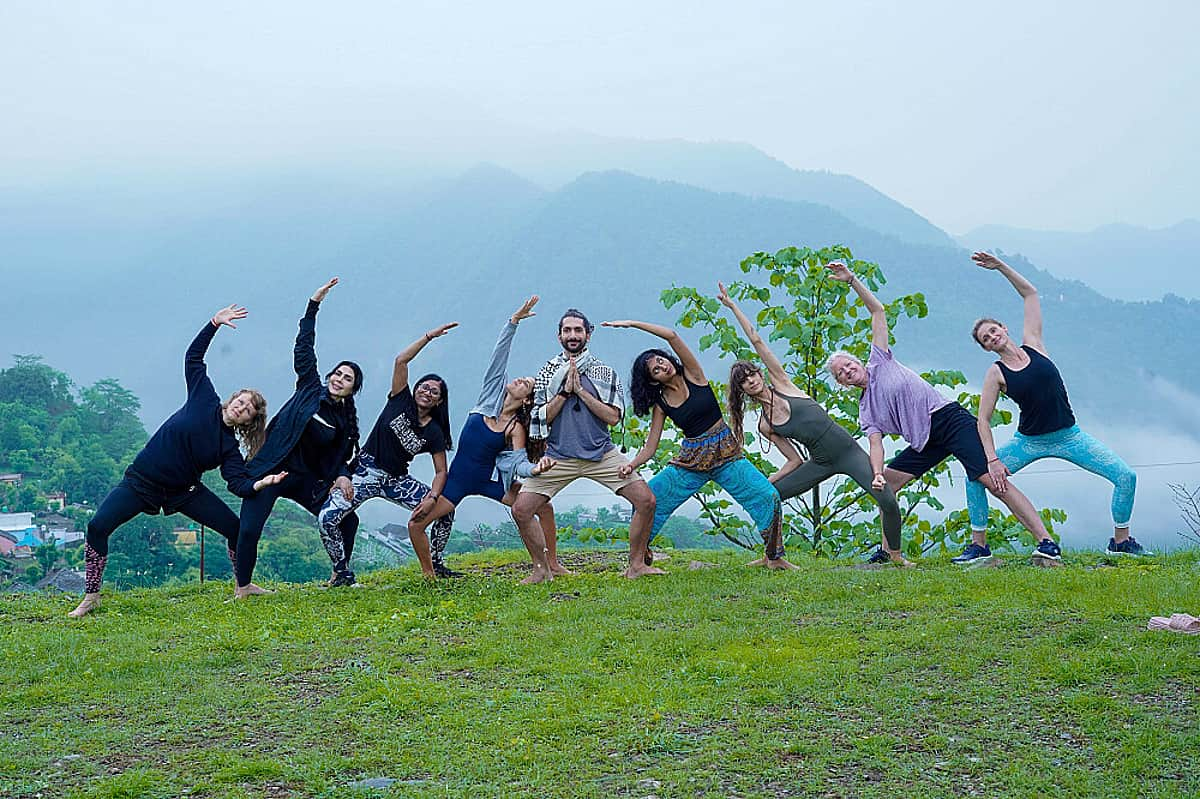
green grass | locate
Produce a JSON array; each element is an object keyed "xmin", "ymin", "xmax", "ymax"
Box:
[{"xmin": 2, "ymin": 549, "xmax": 1198, "ymax": 798}]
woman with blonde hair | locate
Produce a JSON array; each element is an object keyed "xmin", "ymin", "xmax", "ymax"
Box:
[{"xmin": 70, "ymin": 304, "xmax": 285, "ymax": 617}]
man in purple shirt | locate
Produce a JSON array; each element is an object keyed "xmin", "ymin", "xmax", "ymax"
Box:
[{"xmin": 824, "ymin": 261, "xmax": 1058, "ymax": 565}]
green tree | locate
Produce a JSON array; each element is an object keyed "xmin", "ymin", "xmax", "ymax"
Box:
[{"xmin": 626, "ymin": 244, "xmax": 1062, "ymax": 558}]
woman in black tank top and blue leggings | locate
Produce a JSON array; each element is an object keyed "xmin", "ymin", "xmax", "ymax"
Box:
[
  {"xmin": 604, "ymin": 318, "xmax": 788, "ymax": 568},
  {"xmin": 718, "ymin": 283, "xmax": 911, "ymax": 566},
  {"xmin": 966, "ymin": 252, "xmax": 1143, "ymax": 556}
]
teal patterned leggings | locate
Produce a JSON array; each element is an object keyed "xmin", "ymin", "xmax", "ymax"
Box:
[{"xmin": 966, "ymin": 424, "xmax": 1136, "ymax": 530}]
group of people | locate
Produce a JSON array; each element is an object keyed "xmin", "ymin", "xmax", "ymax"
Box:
[{"xmin": 69, "ymin": 253, "xmax": 1146, "ymax": 616}]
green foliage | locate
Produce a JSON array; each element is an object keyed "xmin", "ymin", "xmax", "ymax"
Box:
[
  {"xmin": 2, "ymin": 550, "xmax": 1198, "ymax": 797},
  {"xmin": 626, "ymin": 244, "xmax": 1055, "ymax": 559},
  {"xmin": 0, "ymin": 356, "xmax": 146, "ymax": 508}
]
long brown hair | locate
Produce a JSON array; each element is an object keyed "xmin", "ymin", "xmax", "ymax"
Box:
[
  {"xmin": 726, "ymin": 360, "xmax": 762, "ymax": 446},
  {"xmin": 225, "ymin": 388, "xmax": 268, "ymax": 459},
  {"xmin": 504, "ymin": 393, "xmax": 546, "ymax": 462}
]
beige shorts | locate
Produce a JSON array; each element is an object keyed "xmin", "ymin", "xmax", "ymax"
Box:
[{"xmin": 518, "ymin": 448, "xmax": 641, "ymax": 499}]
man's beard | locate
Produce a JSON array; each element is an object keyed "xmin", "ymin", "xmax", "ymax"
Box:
[{"xmin": 561, "ymin": 339, "xmax": 586, "ymax": 353}]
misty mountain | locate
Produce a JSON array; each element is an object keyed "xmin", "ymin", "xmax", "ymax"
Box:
[
  {"xmin": 4, "ymin": 165, "xmax": 1195, "ymax": 441},
  {"xmin": 957, "ymin": 220, "xmax": 1200, "ymax": 301},
  {"xmin": 489, "ymin": 133, "xmax": 956, "ymax": 249}
]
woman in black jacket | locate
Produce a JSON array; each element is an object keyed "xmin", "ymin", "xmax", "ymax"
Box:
[
  {"xmin": 234, "ymin": 278, "xmax": 362, "ymax": 598},
  {"xmin": 70, "ymin": 304, "xmax": 286, "ymax": 617}
]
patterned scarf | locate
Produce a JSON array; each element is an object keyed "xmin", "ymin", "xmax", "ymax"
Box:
[{"xmin": 528, "ymin": 348, "xmax": 624, "ymax": 440}]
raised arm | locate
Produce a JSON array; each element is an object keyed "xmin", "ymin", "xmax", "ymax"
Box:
[
  {"xmin": 972, "ymin": 251, "xmax": 1043, "ymax": 351},
  {"xmin": 293, "ymin": 279, "xmax": 338, "ymax": 390},
  {"xmin": 475, "ymin": 296, "xmax": 538, "ymax": 408},
  {"xmin": 717, "ymin": 282, "xmax": 794, "ymax": 389},
  {"xmin": 828, "ymin": 261, "xmax": 889, "ymax": 351},
  {"xmin": 391, "ymin": 322, "xmax": 458, "ymax": 397},
  {"xmin": 600, "ymin": 319, "xmax": 706, "ymax": 383}
]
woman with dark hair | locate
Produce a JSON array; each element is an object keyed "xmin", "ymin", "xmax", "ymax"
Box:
[
  {"xmin": 234, "ymin": 278, "xmax": 364, "ymax": 598},
  {"xmin": 407, "ymin": 296, "xmax": 562, "ymax": 584},
  {"xmin": 317, "ymin": 318, "xmax": 459, "ymax": 583},
  {"xmin": 965, "ymin": 251, "xmax": 1143, "ymax": 556},
  {"xmin": 70, "ymin": 304, "xmax": 286, "ymax": 617},
  {"xmin": 603, "ymin": 319, "xmax": 788, "ymax": 568},
  {"xmin": 824, "ymin": 260, "xmax": 1055, "ymax": 566},
  {"xmin": 718, "ymin": 283, "xmax": 910, "ymax": 566}
]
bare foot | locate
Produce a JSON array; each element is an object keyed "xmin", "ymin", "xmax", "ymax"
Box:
[
  {"xmin": 892, "ymin": 556, "xmax": 916, "ymax": 568},
  {"xmin": 765, "ymin": 557, "xmax": 799, "ymax": 571},
  {"xmin": 745, "ymin": 557, "xmax": 768, "ymax": 567},
  {"xmin": 549, "ymin": 561, "xmax": 574, "ymax": 576},
  {"xmin": 520, "ymin": 567, "xmax": 554, "ymax": 585},
  {"xmin": 233, "ymin": 583, "xmax": 275, "ymax": 599},
  {"xmin": 68, "ymin": 593, "xmax": 101, "ymax": 618},
  {"xmin": 623, "ymin": 564, "xmax": 667, "ymax": 579}
]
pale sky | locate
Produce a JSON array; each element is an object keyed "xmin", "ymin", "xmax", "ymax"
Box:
[{"xmin": 3, "ymin": 0, "xmax": 1196, "ymax": 233}]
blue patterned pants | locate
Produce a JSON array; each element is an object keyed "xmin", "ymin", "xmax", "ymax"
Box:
[
  {"xmin": 648, "ymin": 457, "xmax": 781, "ymax": 551},
  {"xmin": 966, "ymin": 424, "xmax": 1136, "ymax": 530}
]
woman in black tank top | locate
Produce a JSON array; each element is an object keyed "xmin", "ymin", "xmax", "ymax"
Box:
[
  {"xmin": 603, "ymin": 318, "xmax": 789, "ymax": 568},
  {"xmin": 968, "ymin": 252, "xmax": 1142, "ymax": 557},
  {"xmin": 718, "ymin": 284, "xmax": 910, "ymax": 565}
]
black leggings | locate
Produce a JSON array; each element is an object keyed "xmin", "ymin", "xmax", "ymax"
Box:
[
  {"xmin": 235, "ymin": 473, "xmax": 358, "ymax": 587},
  {"xmin": 87, "ymin": 480, "xmax": 240, "ymax": 557}
]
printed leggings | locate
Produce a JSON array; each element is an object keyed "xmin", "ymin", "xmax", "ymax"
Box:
[
  {"xmin": 772, "ymin": 447, "xmax": 903, "ymax": 552},
  {"xmin": 648, "ymin": 457, "xmax": 783, "ymax": 556},
  {"xmin": 84, "ymin": 480, "xmax": 240, "ymax": 593},
  {"xmin": 965, "ymin": 424, "xmax": 1136, "ymax": 530},
  {"xmin": 236, "ymin": 473, "xmax": 359, "ymax": 587},
  {"xmin": 317, "ymin": 454, "xmax": 454, "ymax": 570}
]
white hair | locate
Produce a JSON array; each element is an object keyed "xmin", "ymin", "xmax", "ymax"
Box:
[{"xmin": 825, "ymin": 350, "xmax": 863, "ymax": 377}]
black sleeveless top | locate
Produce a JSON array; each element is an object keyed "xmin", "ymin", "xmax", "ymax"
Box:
[
  {"xmin": 657, "ymin": 378, "xmax": 724, "ymax": 438},
  {"xmin": 997, "ymin": 345, "xmax": 1075, "ymax": 436}
]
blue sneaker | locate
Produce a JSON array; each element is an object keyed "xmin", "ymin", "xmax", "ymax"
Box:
[
  {"xmin": 951, "ymin": 543, "xmax": 991, "ymax": 564},
  {"xmin": 1033, "ymin": 538, "xmax": 1062, "ymax": 561},
  {"xmin": 1106, "ymin": 536, "xmax": 1151, "ymax": 557}
]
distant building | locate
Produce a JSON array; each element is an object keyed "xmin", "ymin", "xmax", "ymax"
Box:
[
  {"xmin": 173, "ymin": 528, "xmax": 198, "ymax": 545},
  {"xmin": 45, "ymin": 491, "xmax": 67, "ymax": 511},
  {"xmin": 0, "ymin": 473, "xmax": 23, "ymax": 487},
  {"xmin": 0, "ymin": 532, "xmax": 16, "ymax": 557},
  {"xmin": 36, "ymin": 569, "xmax": 86, "ymax": 593}
]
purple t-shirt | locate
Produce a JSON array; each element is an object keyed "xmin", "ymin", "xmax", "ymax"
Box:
[{"xmin": 858, "ymin": 345, "xmax": 950, "ymax": 451}]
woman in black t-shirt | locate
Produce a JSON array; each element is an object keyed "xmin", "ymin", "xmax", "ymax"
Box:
[{"xmin": 316, "ymin": 322, "xmax": 458, "ymax": 584}]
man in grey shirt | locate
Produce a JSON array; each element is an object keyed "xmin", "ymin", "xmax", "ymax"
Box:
[{"xmin": 514, "ymin": 308, "xmax": 662, "ymax": 578}]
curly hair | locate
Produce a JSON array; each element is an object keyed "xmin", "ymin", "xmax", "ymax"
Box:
[
  {"xmin": 326, "ymin": 361, "xmax": 364, "ymax": 460},
  {"xmin": 413, "ymin": 373, "xmax": 453, "ymax": 451},
  {"xmin": 629, "ymin": 348, "xmax": 683, "ymax": 416},
  {"xmin": 726, "ymin": 360, "xmax": 762, "ymax": 446},
  {"xmin": 224, "ymin": 388, "xmax": 268, "ymax": 459}
]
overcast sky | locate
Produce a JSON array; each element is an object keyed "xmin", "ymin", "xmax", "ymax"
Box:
[{"xmin": 3, "ymin": 1, "xmax": 1196, "ymax": 233}]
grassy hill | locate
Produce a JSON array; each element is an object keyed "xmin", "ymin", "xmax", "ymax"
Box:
[{"xmin": 3, "ymin": 549, "xmax": 1198, "ymax": 798}]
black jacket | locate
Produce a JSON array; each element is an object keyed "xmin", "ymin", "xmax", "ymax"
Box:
[{"xmin": 246, "ymin": 300, "xmax": 353, "ymax": 481}]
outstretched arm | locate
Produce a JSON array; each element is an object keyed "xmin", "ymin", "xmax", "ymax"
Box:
[
  {"xmin": 186, "ymin": 304, "xmax": 246, "ymax": 397},
  {"xmin": 765, "ymin": 430, "xmax": 806, "ymax": 484},
  {"xmin": 601, "ymin": 319, "xmax": 706, "ymax": 383},
  {"xmin": 391, "ymin": 322, "xmax": 458, "ymax": 397},
  {"xmin": 972, "ymin": 251, "xmax": 1043, "ymax": 351},
  {"xmin": 976, "ymin": 365, "xmax": 1010, "ymax": 494},
  {"xmin": 619, "ymin": 406, "xmax": 667, "ymax": 477},
  {"xmin": 294, "ymin": 279, "xmax": 337, "ymax": 389},
  {"xmin": 475, "ymin": 296, "xmax": 538, "ymax": 408},
  {"xmin": 828, "ymin": 261, "xmax": 889, "ymax": 351},
  {"xmin": 717, "ymin": 282, "xmax": 794, "ymax": 389}
]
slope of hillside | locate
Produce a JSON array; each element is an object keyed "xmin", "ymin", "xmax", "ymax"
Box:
[{"xmin": 3, "ymin": 549, "xmax": 1197, "ymax": 798}]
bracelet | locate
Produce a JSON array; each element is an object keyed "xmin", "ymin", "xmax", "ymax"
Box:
[{"xmin": 987, "ymin": 458, "xmax": 1000, "ymax": 464}]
